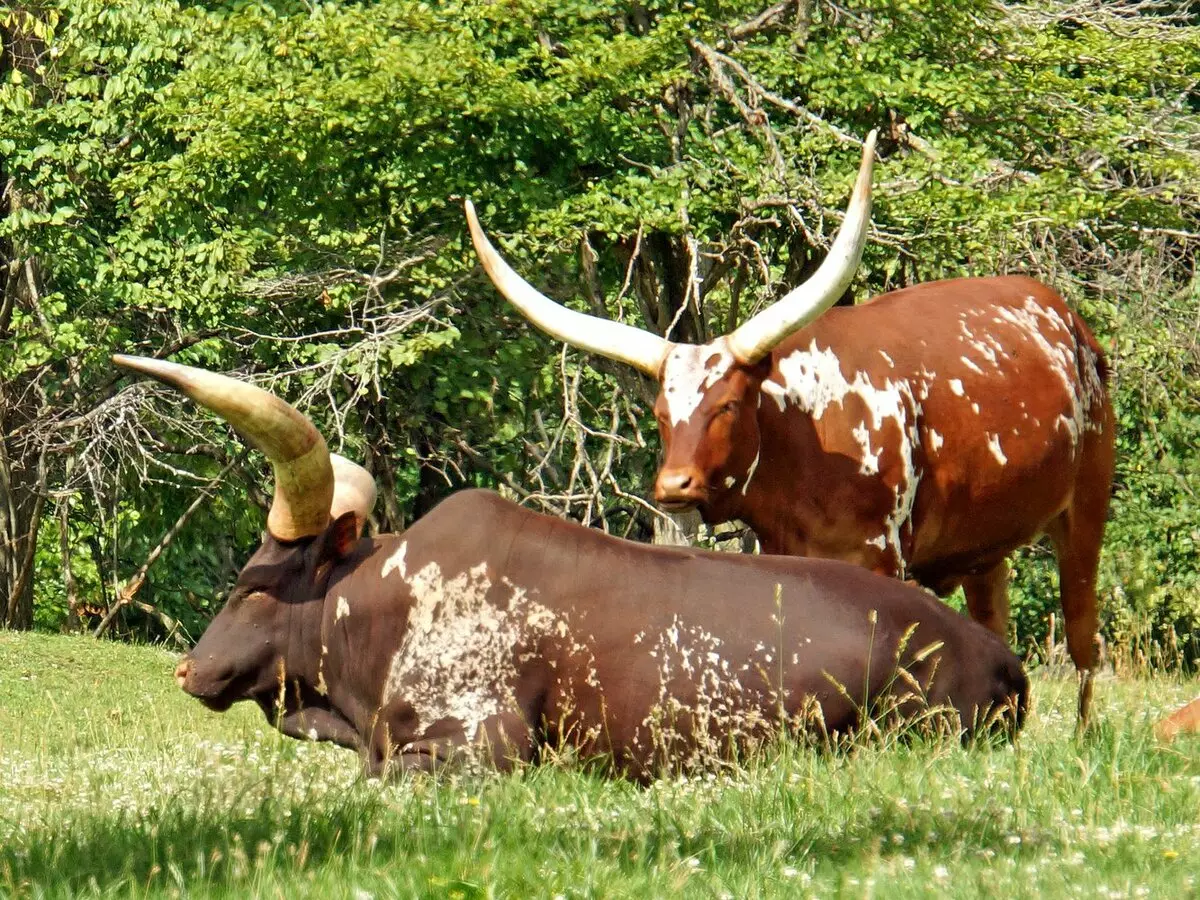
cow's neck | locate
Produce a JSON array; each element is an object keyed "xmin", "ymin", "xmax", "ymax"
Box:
[
  {"xmin": 725, "ymin": 399, "xmax": 828, "ymax": 556},
  {"xmin": 315, "ymin": 535, "xmax": 408, "ymax": 735},
  {"xmin": 285, "ymin": 592, "xmax": 327, "ymax": 689}
]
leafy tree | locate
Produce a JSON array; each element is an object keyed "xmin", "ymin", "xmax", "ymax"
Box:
[{"xmin": 1, "ymin": 0, "xmax": 1197, "ymax": 660}]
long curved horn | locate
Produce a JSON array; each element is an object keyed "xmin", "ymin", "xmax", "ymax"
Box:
[
  {"xmin": 113, "ymin": 355, "xmax": 334, "ymax": 542},
  {"xmin": 465, "ymin": 199, "xmax": 672, "ymax": 376},
  {"xmin": 330, "ymin": 453, "xmax": 377, "ymax": 537},
  {"xmin": 726, "ymin": 130, "xmax": 877, "ymax": 365}
]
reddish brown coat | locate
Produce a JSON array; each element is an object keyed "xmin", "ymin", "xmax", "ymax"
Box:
[{"xmin": 650, "ymin": 276, "xmax": 1114, "ymax": 718}]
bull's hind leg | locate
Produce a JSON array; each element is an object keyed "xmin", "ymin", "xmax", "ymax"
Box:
[
  {"xmin": 1046, "ymin": 494, "xmax": 1108, "ymax": 732},
  {"xmin": 962, "ymin": 561, "xmax": 1011, "ymax": 641},
  {"xmin": 1048, "ymin": 410, "xmax": 1115, "ymax": 731}
]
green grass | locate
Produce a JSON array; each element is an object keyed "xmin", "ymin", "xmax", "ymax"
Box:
[{"xmin": 0, "ymin": 632, "xmax": 1197, "ymax": 898}]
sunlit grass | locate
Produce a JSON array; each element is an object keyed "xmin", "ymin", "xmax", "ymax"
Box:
[{"xmin": 1, "ymin": 632, "xmax": 1197, "ymax": 898}]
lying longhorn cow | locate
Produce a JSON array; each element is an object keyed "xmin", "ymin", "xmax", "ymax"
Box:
[
  {"xmin": 116, "ymin": 355, "xmax": 1027, "ymax": 778},
  {"xmin": 466, "ymin": 132, "xmax": 1115, "ymax": 727},
  {"xmin": 1156, "ymin": 697, "xmax": 1200, "ymax": 742}
]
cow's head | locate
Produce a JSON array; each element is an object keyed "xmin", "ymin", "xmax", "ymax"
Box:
[
  {"xmin": 465, "ymin": 133, "xmax": 876, "ymax": 514},
  {"xmin": 113, "ymin": 356, "xmax": 377, "ymax": 714}
]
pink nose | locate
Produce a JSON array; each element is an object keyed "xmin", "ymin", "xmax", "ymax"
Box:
[
  {"xmin": 655, "ymin": 468, "xmax": 705, "ymax": 505},
  {"xmin": 175, "ymin": 659, "xmax": 191, "ymax": 689}
]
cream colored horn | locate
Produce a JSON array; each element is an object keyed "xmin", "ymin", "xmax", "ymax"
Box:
[
  {"xmin": 465, "ymin": 199, "xmax": 672, "ymax": 376},
  {"xmin": 726, "ymin": 130, "xmax": 877, "ymax": 365},
  {"xmin": 113, "ymin": 355, "xmax": 334, "ymax": 542}
]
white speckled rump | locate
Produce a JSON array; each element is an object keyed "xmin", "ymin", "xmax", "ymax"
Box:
[{"xmin": 772, "ymin": 340, "xmax": 924, "ymax": 569}]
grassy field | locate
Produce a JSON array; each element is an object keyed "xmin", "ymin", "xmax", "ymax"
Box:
[{"xmin": 0, "ymin": 632, "xmax": 1197, "ymax": 899}]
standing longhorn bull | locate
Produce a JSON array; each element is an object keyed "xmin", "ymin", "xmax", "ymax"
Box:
[
  {"xmin": 115, "ymin": 355, "xmax": 1026, "ymax": 778},
  {"xmin": 465, "ymin": 131, "xmax": 1115, "ymax": 727}
]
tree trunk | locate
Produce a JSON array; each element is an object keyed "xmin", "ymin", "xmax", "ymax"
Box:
[
  {"xmin": 0, "ymin": 424, "xmax": 44, "ymax": 629},
  {"xmin": 0, "ymin": 12, "xmax": 49, "ymax": 630}
]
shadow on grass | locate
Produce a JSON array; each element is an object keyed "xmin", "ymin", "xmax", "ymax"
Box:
[{"xmin": 0, "ymin": 788, "xmax": 403, "ymax": 896}]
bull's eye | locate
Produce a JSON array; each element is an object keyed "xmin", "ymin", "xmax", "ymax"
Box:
[{"xmin": 718, "ymin": 401, "xmax": 738, "ymax": 417}]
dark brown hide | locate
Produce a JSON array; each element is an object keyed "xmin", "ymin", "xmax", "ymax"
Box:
[
  {"xmin": 178, "ymin": 490, "xmax": 1027, "ymax": 780},
  {"xmin": 649, "ymin": 276, "xmax": 1113, "ymax": 722}
]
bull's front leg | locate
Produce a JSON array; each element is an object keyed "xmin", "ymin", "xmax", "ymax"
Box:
[
  {"xmin": 276, "ymin": 705, "xmax": 361, "ymax": 750},
  {"xmin": 361, "ymin": 710, "xmax": 536, "ymax": 778}
]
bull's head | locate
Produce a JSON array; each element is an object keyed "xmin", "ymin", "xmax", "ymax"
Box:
[
  {"xmin": 465, "ymin": 132, "xmax": 875, "ymax": 517},
  {"xmin": 113, "ymin": 357, "xmax": 377, "ymax": 716}
]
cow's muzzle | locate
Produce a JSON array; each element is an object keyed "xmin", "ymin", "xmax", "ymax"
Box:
[
  {"xmin": 654, "ymin": 468, "xmax": 707, "ymax": 511},
  {"xmin": 175, "ymin": 658, "xmax": 192, "ymax": 690}
]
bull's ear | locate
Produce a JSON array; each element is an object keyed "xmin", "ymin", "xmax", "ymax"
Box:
[{"xmin": 315, "ymin": 511, "xmax": 361, "ymax": 564}]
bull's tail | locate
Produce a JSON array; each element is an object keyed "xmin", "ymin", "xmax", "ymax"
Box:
[{"xmin": 1070, "ymin": 307, "xmax": 1110, "ymax": 386}]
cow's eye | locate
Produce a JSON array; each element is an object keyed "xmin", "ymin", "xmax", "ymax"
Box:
[{"xmin": 718, "ymin": 401, "xmax": 738, "ymax": 416}]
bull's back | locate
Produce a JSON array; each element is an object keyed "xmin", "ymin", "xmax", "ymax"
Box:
[{"xmin": 377, "ymin": 493, "xmax": 1025, "ymax": 755}]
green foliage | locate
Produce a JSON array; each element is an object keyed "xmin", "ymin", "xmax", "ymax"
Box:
[{"xmin": 1, "ymin": 1, "xmax": 1198, "ymax": 652}]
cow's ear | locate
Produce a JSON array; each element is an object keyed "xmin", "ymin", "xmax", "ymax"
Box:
[
  {"xmin": 749, "ymin": 354, "xmax": 773, "ymax": 381},
  {"xmin": 316, "ymin": 511, "xmax": 361, "ymax": 564}
]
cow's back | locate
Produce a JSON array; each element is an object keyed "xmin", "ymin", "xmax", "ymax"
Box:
[{"xmin": 762, "ymin": 275, "xmax": 1111, "ymax": 576}]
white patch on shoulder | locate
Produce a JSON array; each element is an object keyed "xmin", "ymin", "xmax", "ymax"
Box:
[
  {"xmin": 335, "ymin": 596, "xmax": 350, "ymax": 621},
  {"xmin": 382, "ymin": 561, "xmax": 568, "ymax": 741},
  {"xmin": 774, "ymin": 340, "xmax": 923, "ymax": 569},
  {"xmin": 879, "ymin": 350, "xmax": 895, "ymax": 368},
  {"xmin": 948, "ymin": 379, "xmax": 965, "ymax": 396},
  {"xmin": 661, "ymin": 340, "xmax": 736, "ymax": 426},
  {"xmin": 928, "ymin": 429, "xmax": 944, "ymax": 453},
  {"xmin": 761, "ymin": 379, "xmax": 788, "ymax": 411},
  {"xmin": 987, "ymin": 434, "xmax": 1008, "ymax": 465},
  {"xmin": 381, "ymin": 542, "xmax": 408, "ymax": 579}
]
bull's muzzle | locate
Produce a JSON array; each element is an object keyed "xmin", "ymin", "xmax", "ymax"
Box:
[
  {"xmin": 175, "ymin": 658, "xmax": 192, "ymax": 690},
  {"xmin": 654, "ymin": 468, "xmax": 707, "ymax": 510}
]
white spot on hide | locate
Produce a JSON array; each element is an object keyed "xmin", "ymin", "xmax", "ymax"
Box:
[
  {"xmin": 987, "ymin": 434, "xmax": 1008, "ymax": 465},
  {"xmin": 335, "ymin": 596, "xmax": 350, "ymax": 622},
  {"xmin": 948, "ymin": 379, "xmax": 965, "ymax": 396},
  {"xmin": 773, "ymin": 340, "xmax": 923, "ymax": 569},
  {"xmin": 993, "ymin": 297, "xmax": 1103, "ymax": 449},
  {"xmin": 381, "ymin": 542, "xmax": 408, "ymax": 579},
  {"xmin": 741, "ymin": 449, "xmax": 760, "ymax": 495}
]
